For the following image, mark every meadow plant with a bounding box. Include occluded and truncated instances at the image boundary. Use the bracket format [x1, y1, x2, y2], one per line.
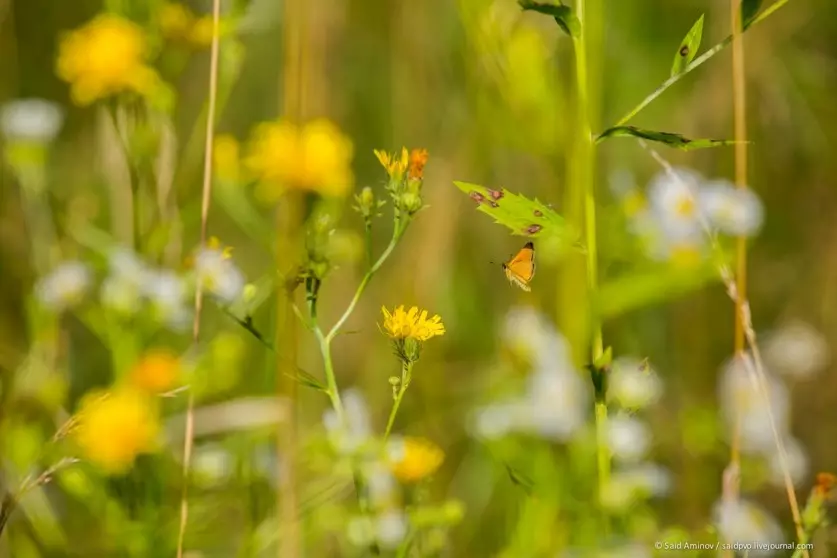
[1, 0, 836, 556]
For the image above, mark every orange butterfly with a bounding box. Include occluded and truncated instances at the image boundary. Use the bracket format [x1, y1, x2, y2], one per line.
[502, 241, 535, 291]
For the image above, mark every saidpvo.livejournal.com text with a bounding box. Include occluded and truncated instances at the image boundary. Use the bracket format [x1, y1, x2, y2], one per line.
[655, 541, 814, 552]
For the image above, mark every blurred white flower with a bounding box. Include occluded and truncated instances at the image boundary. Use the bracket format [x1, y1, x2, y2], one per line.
[699, 180, 764, 237]
[609, 357, 663, 410]
[713, 499, 783, 556]
[364, 461, 398, 508]
[762, 320, 829, 380]
[718, 354, 790, 454]
[475, 308, 589, 442]
[767, 436, 809, 488]
[100, 274, 142, 315]
[347, 516, 375, 547]
[1, 98, 64, 142]
[602, 463, 671, 511]
[323, 388, 372, 455]
[192, 443, 233, 485]
[608, 415, 651, 463]
[647, 167, 704, 241]
[35, 260, 92, 311]
[375, 510, 408, 549]
[143, 268, 191, 331]
[194, 246, 245, 304]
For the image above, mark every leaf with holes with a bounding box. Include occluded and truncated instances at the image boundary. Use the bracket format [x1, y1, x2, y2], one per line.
[596, 126, 741, 150]
[671, 14, 704, 76]
[453, 181, 580, 250]
[518, 0, 580, 37]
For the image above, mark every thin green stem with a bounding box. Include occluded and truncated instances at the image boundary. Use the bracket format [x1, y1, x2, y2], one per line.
[326, 222, 404, 342]
[384, 362, 412, 440]
[573, 0, 609, 531]
[314, 326, 345, 421]
[610, 0, 792, 128]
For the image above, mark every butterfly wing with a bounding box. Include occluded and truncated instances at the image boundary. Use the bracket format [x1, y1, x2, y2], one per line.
[503, 242, 535, 291]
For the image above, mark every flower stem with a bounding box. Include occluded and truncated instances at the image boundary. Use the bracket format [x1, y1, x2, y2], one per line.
[315, 326, 345, 422]
[384, 362, 412, 440]
[326, 222, 404, 342]
[572, 0, 610, 531]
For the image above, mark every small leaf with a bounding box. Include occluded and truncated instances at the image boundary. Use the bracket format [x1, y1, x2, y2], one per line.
[595, 126, 740, 151]
[594, 346, 613, 370]
[518, 0, 580, 37]
[741, 0, 763, 30]
[671, 14, 704, 76]
[453, 181, 580, 251]
[505, 464, 535, 496]
[284, 367, 328, 392]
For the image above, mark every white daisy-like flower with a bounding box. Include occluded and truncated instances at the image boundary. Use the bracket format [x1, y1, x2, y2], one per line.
[607, 414, 651, 463]
[194, 246, 245, 304]
[470, 402, 521, 440]
[502, 305, 572, 368]
[762, 320, 829, 380]
[647, 166, 704, 241]
[34, 260, 92, 311]
[364, 461, 398, 508]
[713, 499, 783, 556]
[1, 98, 64, 142]
[767, 436, 808, 488]
[699, 180, 764, 237]
[609, 357, 663, 410]
[375, 510, 408, 549]
[718, 354, 791, 454]
[622, 462, 672, 498]
[100, 274, 143, 315]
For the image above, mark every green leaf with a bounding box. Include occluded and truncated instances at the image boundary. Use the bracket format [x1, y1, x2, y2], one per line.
[596, 263, 720, 320]
[453, 181, 580, 250]
[594, 346, 613, 370]
[741, 0, 763, 30]
[283, 367, 329, 392]
[671, 14, 704, 76]
[505, 464, 535, 496]
[595, 126, 740, 150]
[517, 0, 580, 37]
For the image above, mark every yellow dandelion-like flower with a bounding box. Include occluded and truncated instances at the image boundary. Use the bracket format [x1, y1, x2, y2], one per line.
[244, 118, 354, 201]
[374, 147, 408, 179]
[389, 437, 444, 483]
[129, 350, 182, 394]
[56, 14, 162, 106]
[381, 305, 445, 342]
[213, 134, 240, 183]
[72, 388, 159, 473]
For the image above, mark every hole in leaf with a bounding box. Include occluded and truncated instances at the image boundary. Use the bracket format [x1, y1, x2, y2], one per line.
[469, 191, 484, 203]
[525, 224, 542, 235]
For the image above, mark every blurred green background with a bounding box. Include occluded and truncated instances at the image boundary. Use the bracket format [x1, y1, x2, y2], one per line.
[1, 0, 837, 556]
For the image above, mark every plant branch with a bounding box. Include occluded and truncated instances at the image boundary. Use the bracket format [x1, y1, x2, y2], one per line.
[610, 0, 793, 128]
[384, 362, 413, 440]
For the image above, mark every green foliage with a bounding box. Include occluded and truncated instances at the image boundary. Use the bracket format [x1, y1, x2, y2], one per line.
[453, 181, 580, 250]
[596, 125, 740, 150]
[517, 0, 580, 37]
[671, 15, 704, 76]
[741, 0, 764, 30]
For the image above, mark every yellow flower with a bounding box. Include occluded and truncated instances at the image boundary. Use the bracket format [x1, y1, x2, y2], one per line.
[213, 135, 240, 183]
[56, 14, 162, 106]
[72, 388, 159, 473]
[244, 118, 354, 201]
[159, 3, 194, 39]
[374, 147, 408, 179]
[381, 305, 445, 342]
[129, 350, 182, 394]
[389, 437, 444, 483]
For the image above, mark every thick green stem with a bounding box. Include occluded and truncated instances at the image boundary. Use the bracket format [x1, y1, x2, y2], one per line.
[572, 0, 610, 528]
